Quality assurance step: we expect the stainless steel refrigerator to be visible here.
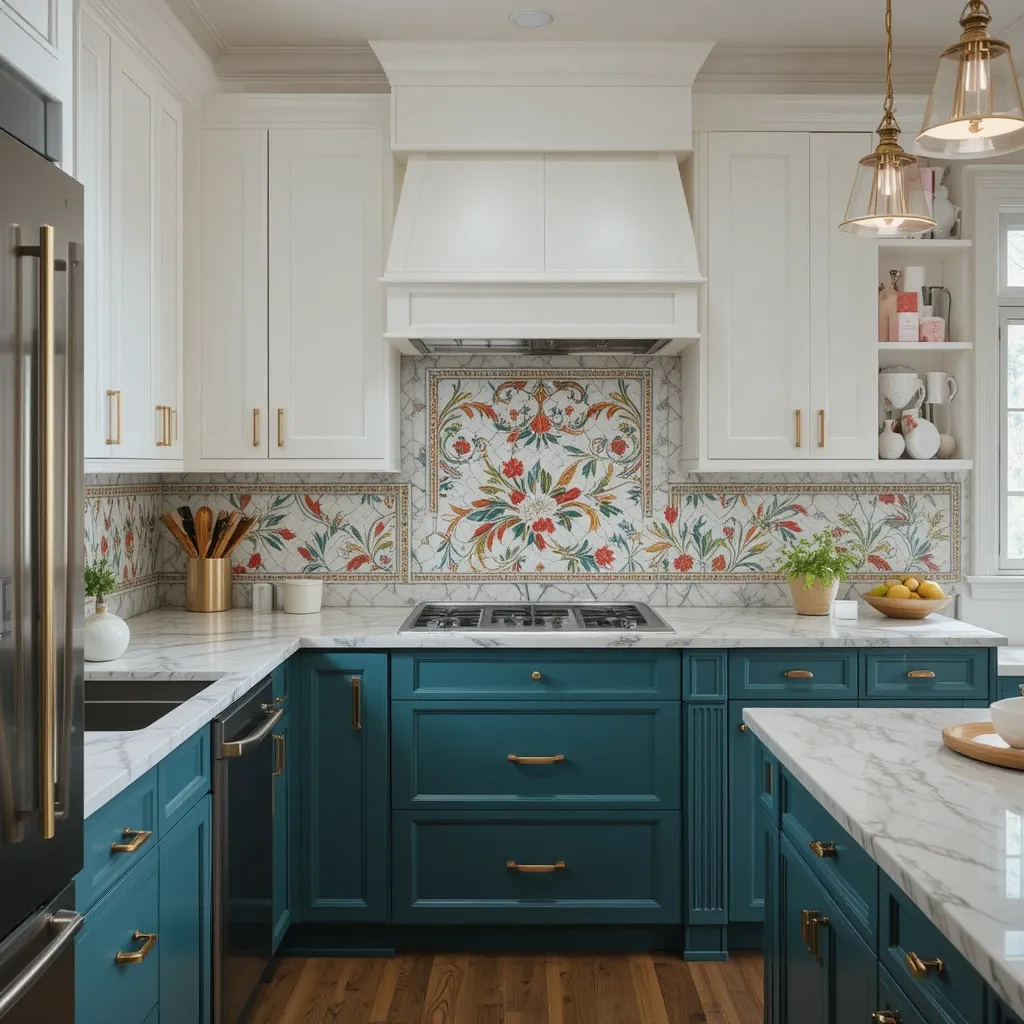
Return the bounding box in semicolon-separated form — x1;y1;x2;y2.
0;72;85;1022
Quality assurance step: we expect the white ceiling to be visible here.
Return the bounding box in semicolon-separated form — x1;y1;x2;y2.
169;0;1024;56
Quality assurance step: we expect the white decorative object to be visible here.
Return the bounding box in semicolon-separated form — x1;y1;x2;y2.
84;599;130;662
831;599;858;620
252;582;274;613
902;413;941;460
925;371;958;405
930;184;959;239
281;578;323;614
937;433;957;459
879;366;926;417
878;420;907;459
990;696;1024;749
901;265;926;312
890;312;920;342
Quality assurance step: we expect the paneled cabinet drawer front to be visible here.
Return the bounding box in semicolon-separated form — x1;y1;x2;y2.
728;651;857;699
878;966;930;1024
392;701;680;809
391;652;681;700
880;874;984;1024
780;771;877;944
80;774;159;912
76;854;160;1024
157;725;210;837
392;810;681;924
863;650;991;701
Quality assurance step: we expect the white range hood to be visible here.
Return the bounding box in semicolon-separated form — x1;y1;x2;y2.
374;42;713;353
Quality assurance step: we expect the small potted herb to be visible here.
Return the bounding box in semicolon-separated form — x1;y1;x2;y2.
84;559;130;661
777;530;859;616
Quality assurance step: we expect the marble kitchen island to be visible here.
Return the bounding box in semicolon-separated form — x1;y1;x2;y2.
744;705;1024;1021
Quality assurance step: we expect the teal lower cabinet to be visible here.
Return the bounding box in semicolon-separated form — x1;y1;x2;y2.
158;795;212;1024
1000;676;1024;700
993;998;1024;1024
298;653;389;922
272;707;292;950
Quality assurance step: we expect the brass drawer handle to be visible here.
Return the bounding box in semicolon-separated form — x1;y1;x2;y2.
784;670;814;679
800;908;813;947
506;860;565;873
871;1014;900;1024
253;408;260;447
106;390;122;445
809;914;828;962
809;840;837;858
277;408;284;447
531;671;542;681
818;409;826;448
507;754;565;764
115;930;157;965
351;676;362;731
273;733;286;776
738;722;749;733
111;828;152;854
905;951;944;980
906;670;936;679
795;409;802;448
155;406;169;446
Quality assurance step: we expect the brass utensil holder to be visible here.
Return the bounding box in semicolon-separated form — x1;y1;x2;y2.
186;558;232;612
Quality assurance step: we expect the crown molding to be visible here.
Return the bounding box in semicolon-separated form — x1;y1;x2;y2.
215;45;389;93
170;0;226;59
203;91;389;128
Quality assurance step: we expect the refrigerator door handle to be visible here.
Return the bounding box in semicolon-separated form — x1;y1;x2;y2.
0;907;82;1020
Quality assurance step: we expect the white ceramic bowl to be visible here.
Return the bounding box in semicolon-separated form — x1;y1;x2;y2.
281;578;323;614
990;696;1024;750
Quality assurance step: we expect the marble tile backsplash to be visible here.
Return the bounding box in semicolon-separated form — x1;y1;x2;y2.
86;357;966;616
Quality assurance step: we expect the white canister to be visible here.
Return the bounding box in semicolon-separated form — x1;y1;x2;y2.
281;578;323;614
901;265;926;312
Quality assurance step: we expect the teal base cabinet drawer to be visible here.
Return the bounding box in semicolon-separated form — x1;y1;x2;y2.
728;651;857;700
392;810;681;924
862;650;992;701
878;966;930;1024
157;725;211;837
391;701;680;809
392;651;681;700
880;873;985;1024
76;852;160;1024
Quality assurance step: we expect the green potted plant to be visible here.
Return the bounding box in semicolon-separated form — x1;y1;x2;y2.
84;559;130;661
777;530;859;616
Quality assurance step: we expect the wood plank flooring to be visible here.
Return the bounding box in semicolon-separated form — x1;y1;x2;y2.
251;952;764;1024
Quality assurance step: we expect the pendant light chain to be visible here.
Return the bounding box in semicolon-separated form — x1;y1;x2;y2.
883;0;894;118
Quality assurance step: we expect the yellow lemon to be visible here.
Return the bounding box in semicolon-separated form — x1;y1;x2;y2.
869;584;889;597
917;581;945;600
908;592;922;600
885;578;904;589
903;577;920;592
886;584;912;600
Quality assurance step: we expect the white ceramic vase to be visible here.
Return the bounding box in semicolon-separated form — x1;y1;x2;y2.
84;598;130;662
902;413;940;460
878;420;906;460
930;184;959;239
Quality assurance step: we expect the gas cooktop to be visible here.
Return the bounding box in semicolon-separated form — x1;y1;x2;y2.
397;602;672;633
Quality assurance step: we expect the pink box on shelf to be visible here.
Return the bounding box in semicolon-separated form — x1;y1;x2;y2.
897;292;919;313
919;317;946;342
889;312;920;342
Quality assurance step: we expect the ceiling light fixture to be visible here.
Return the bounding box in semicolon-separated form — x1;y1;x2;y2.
917;0;1024;158
839;0;935;237
508;9;554;29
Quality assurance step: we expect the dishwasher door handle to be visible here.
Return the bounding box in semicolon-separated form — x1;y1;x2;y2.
220;705;285;758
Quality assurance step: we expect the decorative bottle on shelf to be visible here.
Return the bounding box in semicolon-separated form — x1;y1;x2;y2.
930;184;959;239
878;420;906;460
878;270;900;342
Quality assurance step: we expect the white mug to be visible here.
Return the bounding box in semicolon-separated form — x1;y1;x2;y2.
924;371;958;405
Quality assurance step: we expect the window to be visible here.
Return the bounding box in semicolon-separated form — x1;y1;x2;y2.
1001;214;1024;571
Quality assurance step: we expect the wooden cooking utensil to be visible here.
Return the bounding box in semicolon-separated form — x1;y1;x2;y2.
160;512;199;558
209;510;229;554
177;506;197;548
210;511;241;559
193;506;214;558
223;515;257;556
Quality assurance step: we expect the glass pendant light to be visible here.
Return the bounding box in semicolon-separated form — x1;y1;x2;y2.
840;0;936;237
917;1;1024;158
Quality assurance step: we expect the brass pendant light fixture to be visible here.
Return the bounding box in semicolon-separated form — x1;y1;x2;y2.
917;1;1024;158
840;0;936;237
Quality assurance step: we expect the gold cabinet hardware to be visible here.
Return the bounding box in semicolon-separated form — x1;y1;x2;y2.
171;407;178;441
115;930;158;965
795;409;802;448
906;670;936;679
156;405;170;446
277;408;284;447
738;722;749;733
111;828;152;854
531;671;542;681
507;754;565;764
506;860;565;873
871;1014;900;1024
273;733;286;777
808;840;837;858
764;760;773;796
800;909;813;948
784;670;813;679
808;913;829;962
905;951;944;980
106;389;122;445
818;409;826;448
351;676;362;731
253;408;260;447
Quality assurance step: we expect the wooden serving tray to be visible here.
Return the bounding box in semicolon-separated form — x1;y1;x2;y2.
942;722;1024;771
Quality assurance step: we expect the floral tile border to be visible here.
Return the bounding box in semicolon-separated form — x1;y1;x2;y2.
83;483;162;594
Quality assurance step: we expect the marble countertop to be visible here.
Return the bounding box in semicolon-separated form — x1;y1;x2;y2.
743;706;1024;1018
82;606;1005;819
998;647;1024;677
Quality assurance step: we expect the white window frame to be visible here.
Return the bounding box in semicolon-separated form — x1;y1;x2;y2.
1001;310;1024;571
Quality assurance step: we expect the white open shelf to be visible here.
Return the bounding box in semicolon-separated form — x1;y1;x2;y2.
877;238;972;250
678;459;973;474
878;342;972;352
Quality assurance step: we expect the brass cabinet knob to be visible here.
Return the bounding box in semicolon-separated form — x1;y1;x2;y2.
738;722;749;733
871;1013;900;1024
531;671;542;680
808;840;837;858
114;931;158;965
111;828;152;854
905;951;944;980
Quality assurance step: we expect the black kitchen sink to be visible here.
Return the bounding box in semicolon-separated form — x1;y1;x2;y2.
84;678;216;731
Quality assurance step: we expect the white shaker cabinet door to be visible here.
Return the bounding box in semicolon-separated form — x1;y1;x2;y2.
199;129;269;460
706;133;811;460
267;128;395;463
808;133;878;460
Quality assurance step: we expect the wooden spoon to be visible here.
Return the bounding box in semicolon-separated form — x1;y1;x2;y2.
210;511;241;559
160;512;199;558
177;506;197;549
209;510;229;555
223;515;257;557
194;506;214;558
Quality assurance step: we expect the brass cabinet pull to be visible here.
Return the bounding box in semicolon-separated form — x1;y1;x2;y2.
106;389;122;445
738;722;749;733
871;1014;900;1024
808;840;837;858
507;754;565;764
795;409;802;448
277;408;284;447
905;951;944;980
784;670;813;679
531;671;542;681
906;670;936;679
506;860;565;873
111;828;152;854
171;407;178;441
818;409;826;448
351;676;362;731
155;406;169;446
800;909;813;947
253;408;260;447
809;914;829;962
115;931;157;965
272;734;286;777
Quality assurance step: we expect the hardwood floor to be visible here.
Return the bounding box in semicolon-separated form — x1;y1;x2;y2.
251;952;764;1024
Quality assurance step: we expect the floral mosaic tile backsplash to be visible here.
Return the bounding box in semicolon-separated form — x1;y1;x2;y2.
86;356;966;615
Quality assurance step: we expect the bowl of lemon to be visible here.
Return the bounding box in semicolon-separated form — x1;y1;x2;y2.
860;577;951;620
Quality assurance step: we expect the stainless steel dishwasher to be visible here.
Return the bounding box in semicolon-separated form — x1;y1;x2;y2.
211;679;285;1024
